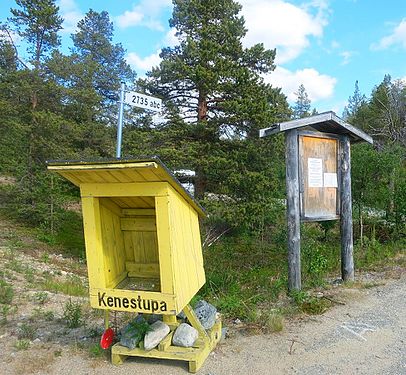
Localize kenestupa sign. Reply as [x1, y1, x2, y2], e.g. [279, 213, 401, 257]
[97, 291, 168, 313]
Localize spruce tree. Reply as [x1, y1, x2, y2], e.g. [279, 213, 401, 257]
[70, 10, 135, 121]
[293, 84, 311, 119]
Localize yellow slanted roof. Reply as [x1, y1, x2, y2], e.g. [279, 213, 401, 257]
[47, 157, 205, 218]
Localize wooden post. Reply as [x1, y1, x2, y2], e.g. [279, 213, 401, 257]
[340, 136, 354, 281]
[285, 129, 301, 291]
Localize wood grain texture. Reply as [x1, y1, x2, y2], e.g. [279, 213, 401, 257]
[299, 135, 339, 220]
[286, 130, 301, 291]
[340, 136, 354, 281]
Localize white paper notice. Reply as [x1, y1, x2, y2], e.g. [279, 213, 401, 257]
[308, 158, 323, 187]
[324, 172, 338, 188]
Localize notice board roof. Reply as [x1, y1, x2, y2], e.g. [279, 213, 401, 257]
[259, 111, 373, 144]
[47, 156, 205, 217]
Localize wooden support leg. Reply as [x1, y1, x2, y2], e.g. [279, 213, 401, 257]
[163, 314, 178, 330]
[182, 305, 209, 341]
[189, 358, 203, 373]
[104, 309, 110, 330]
[111, 352, 127, 366]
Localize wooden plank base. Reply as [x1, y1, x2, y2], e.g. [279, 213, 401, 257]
[111, 305, 222, 373]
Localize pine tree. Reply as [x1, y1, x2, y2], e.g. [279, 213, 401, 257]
[70, 10, 135, 121]
[293, 84, 311, 119]
[3, 0, 78, 227]
[146, 0, 289, 198]
[342, 80, 366, 120]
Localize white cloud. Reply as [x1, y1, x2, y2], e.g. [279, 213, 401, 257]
[265, 66, 337, 102]
[372, 18, 406, 50]
[127, 50, 161, 72]
[117, 10, 144, 29]
[164, 28, 179, 48]
[340, 51, 355, 65]
[240, 0, 329, 63]
[57, 0, 83, 34]
[0, 28, 21, 44]
[116, 0, 172, 31]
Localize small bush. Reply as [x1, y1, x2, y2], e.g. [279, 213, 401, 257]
[41, 252, 50, 264]
[17, 323, 36, 340]
[43, 310, 55, 321]
[0, 304, 17, 325]
[24, 266, 35, 283]
[0, 279, 14, 305]
[290, 291, 332, 315]
[62, 299, 83, 328]
[32, 291, 49, 305]
[262, 311, 284, 332]
[6, 258, 23, 273]
[31, 307, 55, 322]
[89, 343, 104, 357]
[15, 339, 30, 351]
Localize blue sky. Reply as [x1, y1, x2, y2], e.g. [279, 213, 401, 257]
[1, 0, 406, 114]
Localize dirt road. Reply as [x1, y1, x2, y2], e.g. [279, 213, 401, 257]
[42, 272, 405, 375]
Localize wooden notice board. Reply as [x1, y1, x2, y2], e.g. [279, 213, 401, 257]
[299, 134, 340, 221]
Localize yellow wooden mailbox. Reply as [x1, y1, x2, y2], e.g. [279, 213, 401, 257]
[47, 157, 221, 372]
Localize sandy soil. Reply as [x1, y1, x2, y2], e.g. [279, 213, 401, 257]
[47, 272, 405, 375]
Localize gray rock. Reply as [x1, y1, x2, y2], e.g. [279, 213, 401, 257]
[144, 321, 170, 351]
[177, 311, 186, 320]
[172, 323, 198, 347]
[221, 327, 228, 341]
[194, 300, 217, 329]
[119, 315, 148, 350]
[147, 314, 162, 324]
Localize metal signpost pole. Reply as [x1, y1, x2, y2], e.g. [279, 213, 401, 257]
[116, 82, 126, 158]
[116, 87, 162, 158]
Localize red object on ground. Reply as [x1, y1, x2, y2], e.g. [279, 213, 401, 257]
[100, 328, 115, 349]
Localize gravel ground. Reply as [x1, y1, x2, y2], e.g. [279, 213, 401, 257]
[39, 271, 405, 375]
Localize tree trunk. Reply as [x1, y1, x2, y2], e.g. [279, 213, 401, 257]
[198, 90, 208, 122]
[194, 90, 208, 199]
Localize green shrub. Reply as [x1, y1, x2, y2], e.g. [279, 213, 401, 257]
[0, 304, 17, 325]
[32, 291, 49, 305]
[15, 339, 30, 351]
[17, 323, 36, 340]
[0, 279, 13, 305]
[89, 343, 104, 357]
[262, 311, 284, 332]
[62, 299, 83, 328]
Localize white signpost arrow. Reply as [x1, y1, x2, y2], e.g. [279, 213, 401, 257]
[116, 83, 162, 158]
[124, 91, 162, 112]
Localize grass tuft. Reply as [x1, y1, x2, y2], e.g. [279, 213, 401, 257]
[39, 275, 87, 297]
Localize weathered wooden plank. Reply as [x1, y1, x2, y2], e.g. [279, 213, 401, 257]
[299, 135, 339, 221]
[285, 129, 301, 291]
[340, 136, 355, 281]
[259, 111, 373, 144]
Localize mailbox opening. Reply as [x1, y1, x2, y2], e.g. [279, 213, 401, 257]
[98, 196, 161, 293]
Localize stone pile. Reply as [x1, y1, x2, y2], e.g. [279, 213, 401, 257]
[119, 300, 218, 350]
